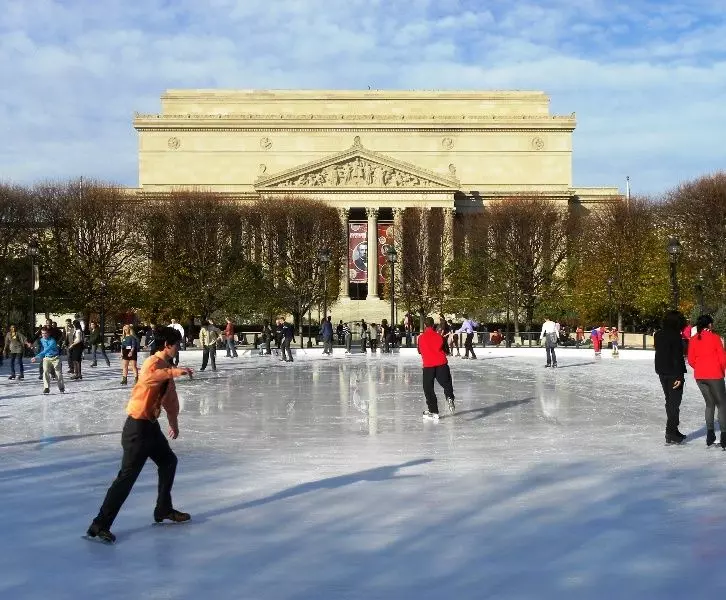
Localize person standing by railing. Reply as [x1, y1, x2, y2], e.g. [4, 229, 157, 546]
[321, 316, 334, 355]
[540, 317, 558, 368]
[89, 321, 111, 367]
[343, 322, 352, 353]
[224, 317, 238, 358]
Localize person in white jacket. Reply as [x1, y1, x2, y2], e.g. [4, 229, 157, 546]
[540, 317, 558, 368]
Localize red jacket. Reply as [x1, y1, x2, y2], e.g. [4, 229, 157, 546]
[417, 327, 448, 368]
[687, 329, 726, 380]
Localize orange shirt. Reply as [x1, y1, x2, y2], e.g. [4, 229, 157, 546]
[126, 353, 186, 421]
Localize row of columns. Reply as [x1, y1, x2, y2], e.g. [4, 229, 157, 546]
[337, 206, 455, 301]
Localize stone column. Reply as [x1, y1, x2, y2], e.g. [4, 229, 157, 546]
[443, 207, 455, 265]
[443, 207, 455, 290]
[338, 208, 350, 300]
[366, 207, 379, 300]
[393, 207, 404, 292]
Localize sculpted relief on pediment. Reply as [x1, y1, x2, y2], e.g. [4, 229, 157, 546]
[277, 158, 444, 189]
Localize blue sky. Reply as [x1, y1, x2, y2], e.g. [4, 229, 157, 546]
[1, 0, 724, 194]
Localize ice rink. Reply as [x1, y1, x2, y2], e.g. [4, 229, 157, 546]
[2, 346, 726, 599]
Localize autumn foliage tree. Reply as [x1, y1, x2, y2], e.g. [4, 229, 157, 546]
[255, 195, 344, 340]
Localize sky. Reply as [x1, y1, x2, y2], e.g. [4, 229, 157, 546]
[1, 0, 724, 195]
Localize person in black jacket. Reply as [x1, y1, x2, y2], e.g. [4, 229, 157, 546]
[654, 310, 688, 444]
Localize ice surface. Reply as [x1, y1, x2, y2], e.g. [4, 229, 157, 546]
[2, 347, 726, 599]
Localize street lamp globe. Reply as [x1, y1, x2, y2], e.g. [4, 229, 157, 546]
[26, 239, 38, 257]
[318, 248, 331, 264]
[385, 246, 398, 264]
[4, 275, 11, 285]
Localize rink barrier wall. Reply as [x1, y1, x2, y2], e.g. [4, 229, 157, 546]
[186, 331, 656, 351]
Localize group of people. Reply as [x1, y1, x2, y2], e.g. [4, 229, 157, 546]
[1, 316, 242, 394]
[655, 311, 726, 447]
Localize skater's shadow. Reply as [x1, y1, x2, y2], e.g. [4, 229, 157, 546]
[687, 426, 707, 441]
[454, 398, 533, 421]
[0, 430, 121, 449]
[194, 458, 434, 522]
[551, 362, 596, 369]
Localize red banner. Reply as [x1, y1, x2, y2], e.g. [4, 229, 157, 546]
[349, 222, 367, 283]
[377, 223, 394, 284]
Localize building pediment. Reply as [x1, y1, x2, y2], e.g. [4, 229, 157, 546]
[255, 137, 460, 191]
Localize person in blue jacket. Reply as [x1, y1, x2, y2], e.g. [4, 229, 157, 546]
[31, 327, 65, 394]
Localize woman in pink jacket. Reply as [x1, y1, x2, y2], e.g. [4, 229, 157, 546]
[687, 314, 726, 448]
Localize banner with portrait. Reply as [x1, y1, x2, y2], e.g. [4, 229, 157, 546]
[349, 222, 368, 283]
[377, 223, 395, 284]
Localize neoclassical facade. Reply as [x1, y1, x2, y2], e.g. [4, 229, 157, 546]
[133, 90, 620, 321]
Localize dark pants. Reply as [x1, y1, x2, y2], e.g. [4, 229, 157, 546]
[361, 336, 367, 352]
[323, 336, 333, 354]
[696, 379, 726, 431]
[92, 343, 110, 366]
[422, 364, 455, 414]
[659, 375, 684, 434]
[201, 345, 216, 370]
[546, 344, 557, 366]
[226, 337, 238, 358]
[464, 333, 476, 359]
[265, 336, 271, 354]
[93, 417, 177, 530]
[9, 353, 23, 377]
[281, 338, 293, 362]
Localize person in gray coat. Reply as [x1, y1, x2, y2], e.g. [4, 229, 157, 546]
[4, 324, 27, 380]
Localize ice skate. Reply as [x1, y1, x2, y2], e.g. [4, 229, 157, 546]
[446, 397, 455, 414]
[721, 432, 726, 450]
[665, 432, 686, 445]
[706, 429, 716, 447]
[422, 410, 439, 421]
[120, 376, 127, 385]
[90, 362, 97, 368]
[154, 508, 191, 524]
[85, 522, 116, 544]
[43, 388, 49, 394]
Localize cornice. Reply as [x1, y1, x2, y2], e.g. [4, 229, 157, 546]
[135, 126, 575, 133]
[135, 112, 575, 122]
[161, 89, 550, 101]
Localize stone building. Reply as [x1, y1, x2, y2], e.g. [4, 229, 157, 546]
[133, 90, 621, 322]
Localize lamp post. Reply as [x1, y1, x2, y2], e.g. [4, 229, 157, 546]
[667, 237, 681, 310]
[385, 246, 398, 329]
[99, 280, 106, 341]
[695, 270, 705, 316]
[27, 239, 38, 336]
[505, 281, 511, 348]
[607, 278, 613, 327]
[4, 275, 12, 330]
[318, 248, 331, 324]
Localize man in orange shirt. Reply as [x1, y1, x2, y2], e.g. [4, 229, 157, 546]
[417, 316, 456, 420]
[86, 327, 194, 544]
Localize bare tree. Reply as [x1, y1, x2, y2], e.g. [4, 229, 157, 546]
[399, 207, 450, 328]
[255, 195, 344, 342]
[34, 179, 143, 317]
[486, 195, 577, 331]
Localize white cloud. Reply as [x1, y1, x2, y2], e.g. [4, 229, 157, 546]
[0, 0, 724, 193]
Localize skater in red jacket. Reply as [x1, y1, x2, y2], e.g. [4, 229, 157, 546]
[417, 316, 456, 420]
[687, 314, 726, 448]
